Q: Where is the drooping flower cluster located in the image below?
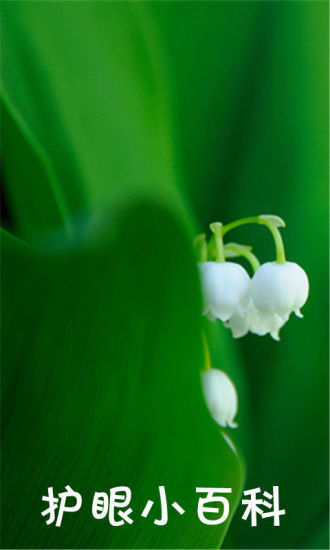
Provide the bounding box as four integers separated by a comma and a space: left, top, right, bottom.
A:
197, 215, 309, 341
198, 215, 309, 430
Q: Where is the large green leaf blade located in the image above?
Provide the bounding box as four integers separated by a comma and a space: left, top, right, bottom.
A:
2, 202, 244, 549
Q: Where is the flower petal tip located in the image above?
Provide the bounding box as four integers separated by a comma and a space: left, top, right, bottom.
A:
271, 333, 280, 342
228, 421, 238, 429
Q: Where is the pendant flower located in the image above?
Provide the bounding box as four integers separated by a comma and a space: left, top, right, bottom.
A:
195, 215, 309, 341
199, 261, 250, 322
251, 261, 309, 321
201, 368, 238, 428
225, 303, 286, 341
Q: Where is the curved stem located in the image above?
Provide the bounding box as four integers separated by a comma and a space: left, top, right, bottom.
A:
222, 216, 259, 236
210, 222, 225, 263
264, 223, 286, 264
222, 216, 286, 264
224, 243, 261, 273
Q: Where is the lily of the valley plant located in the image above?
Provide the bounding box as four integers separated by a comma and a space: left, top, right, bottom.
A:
197, 214, 309, 429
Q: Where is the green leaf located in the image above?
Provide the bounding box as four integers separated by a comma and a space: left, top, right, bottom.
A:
2, 202, 244, 549
1, 2, 186, 219
303, 514, 330, 549
1, 91, 72, 243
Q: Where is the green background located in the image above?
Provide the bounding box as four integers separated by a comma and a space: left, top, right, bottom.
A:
1, 2, 328, 549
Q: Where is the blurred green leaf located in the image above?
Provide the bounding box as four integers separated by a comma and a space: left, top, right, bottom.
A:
1, 92, 72, 242
2, 203, 244, 549
304, 515, 330, 549
1, 2, 189, 222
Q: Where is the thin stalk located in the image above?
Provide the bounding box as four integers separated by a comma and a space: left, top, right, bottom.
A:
202, 332, 212, 371
224, 243, 261, 273
222, 216, 286, 264
210, 222, 225, 263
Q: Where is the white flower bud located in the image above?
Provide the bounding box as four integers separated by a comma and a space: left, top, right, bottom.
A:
199, 261, 250, 322
251, 261, 309, 321
201, 368, 238, 428
226, 303, 286, 341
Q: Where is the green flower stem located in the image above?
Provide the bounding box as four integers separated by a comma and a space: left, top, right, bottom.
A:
202, 331, 212, 371
263, 222, 286, 264
224, 243, 261, 273
222, 215, 260, 235
194, 233, 208, 263
222, 216, 286, 264
210, 222, 225, 263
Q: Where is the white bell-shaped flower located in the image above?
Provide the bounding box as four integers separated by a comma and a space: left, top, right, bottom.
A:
225, 303, 286, 341
251, 261, 309, 321
201, 368, 238, 428
199, 261, 250, 322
